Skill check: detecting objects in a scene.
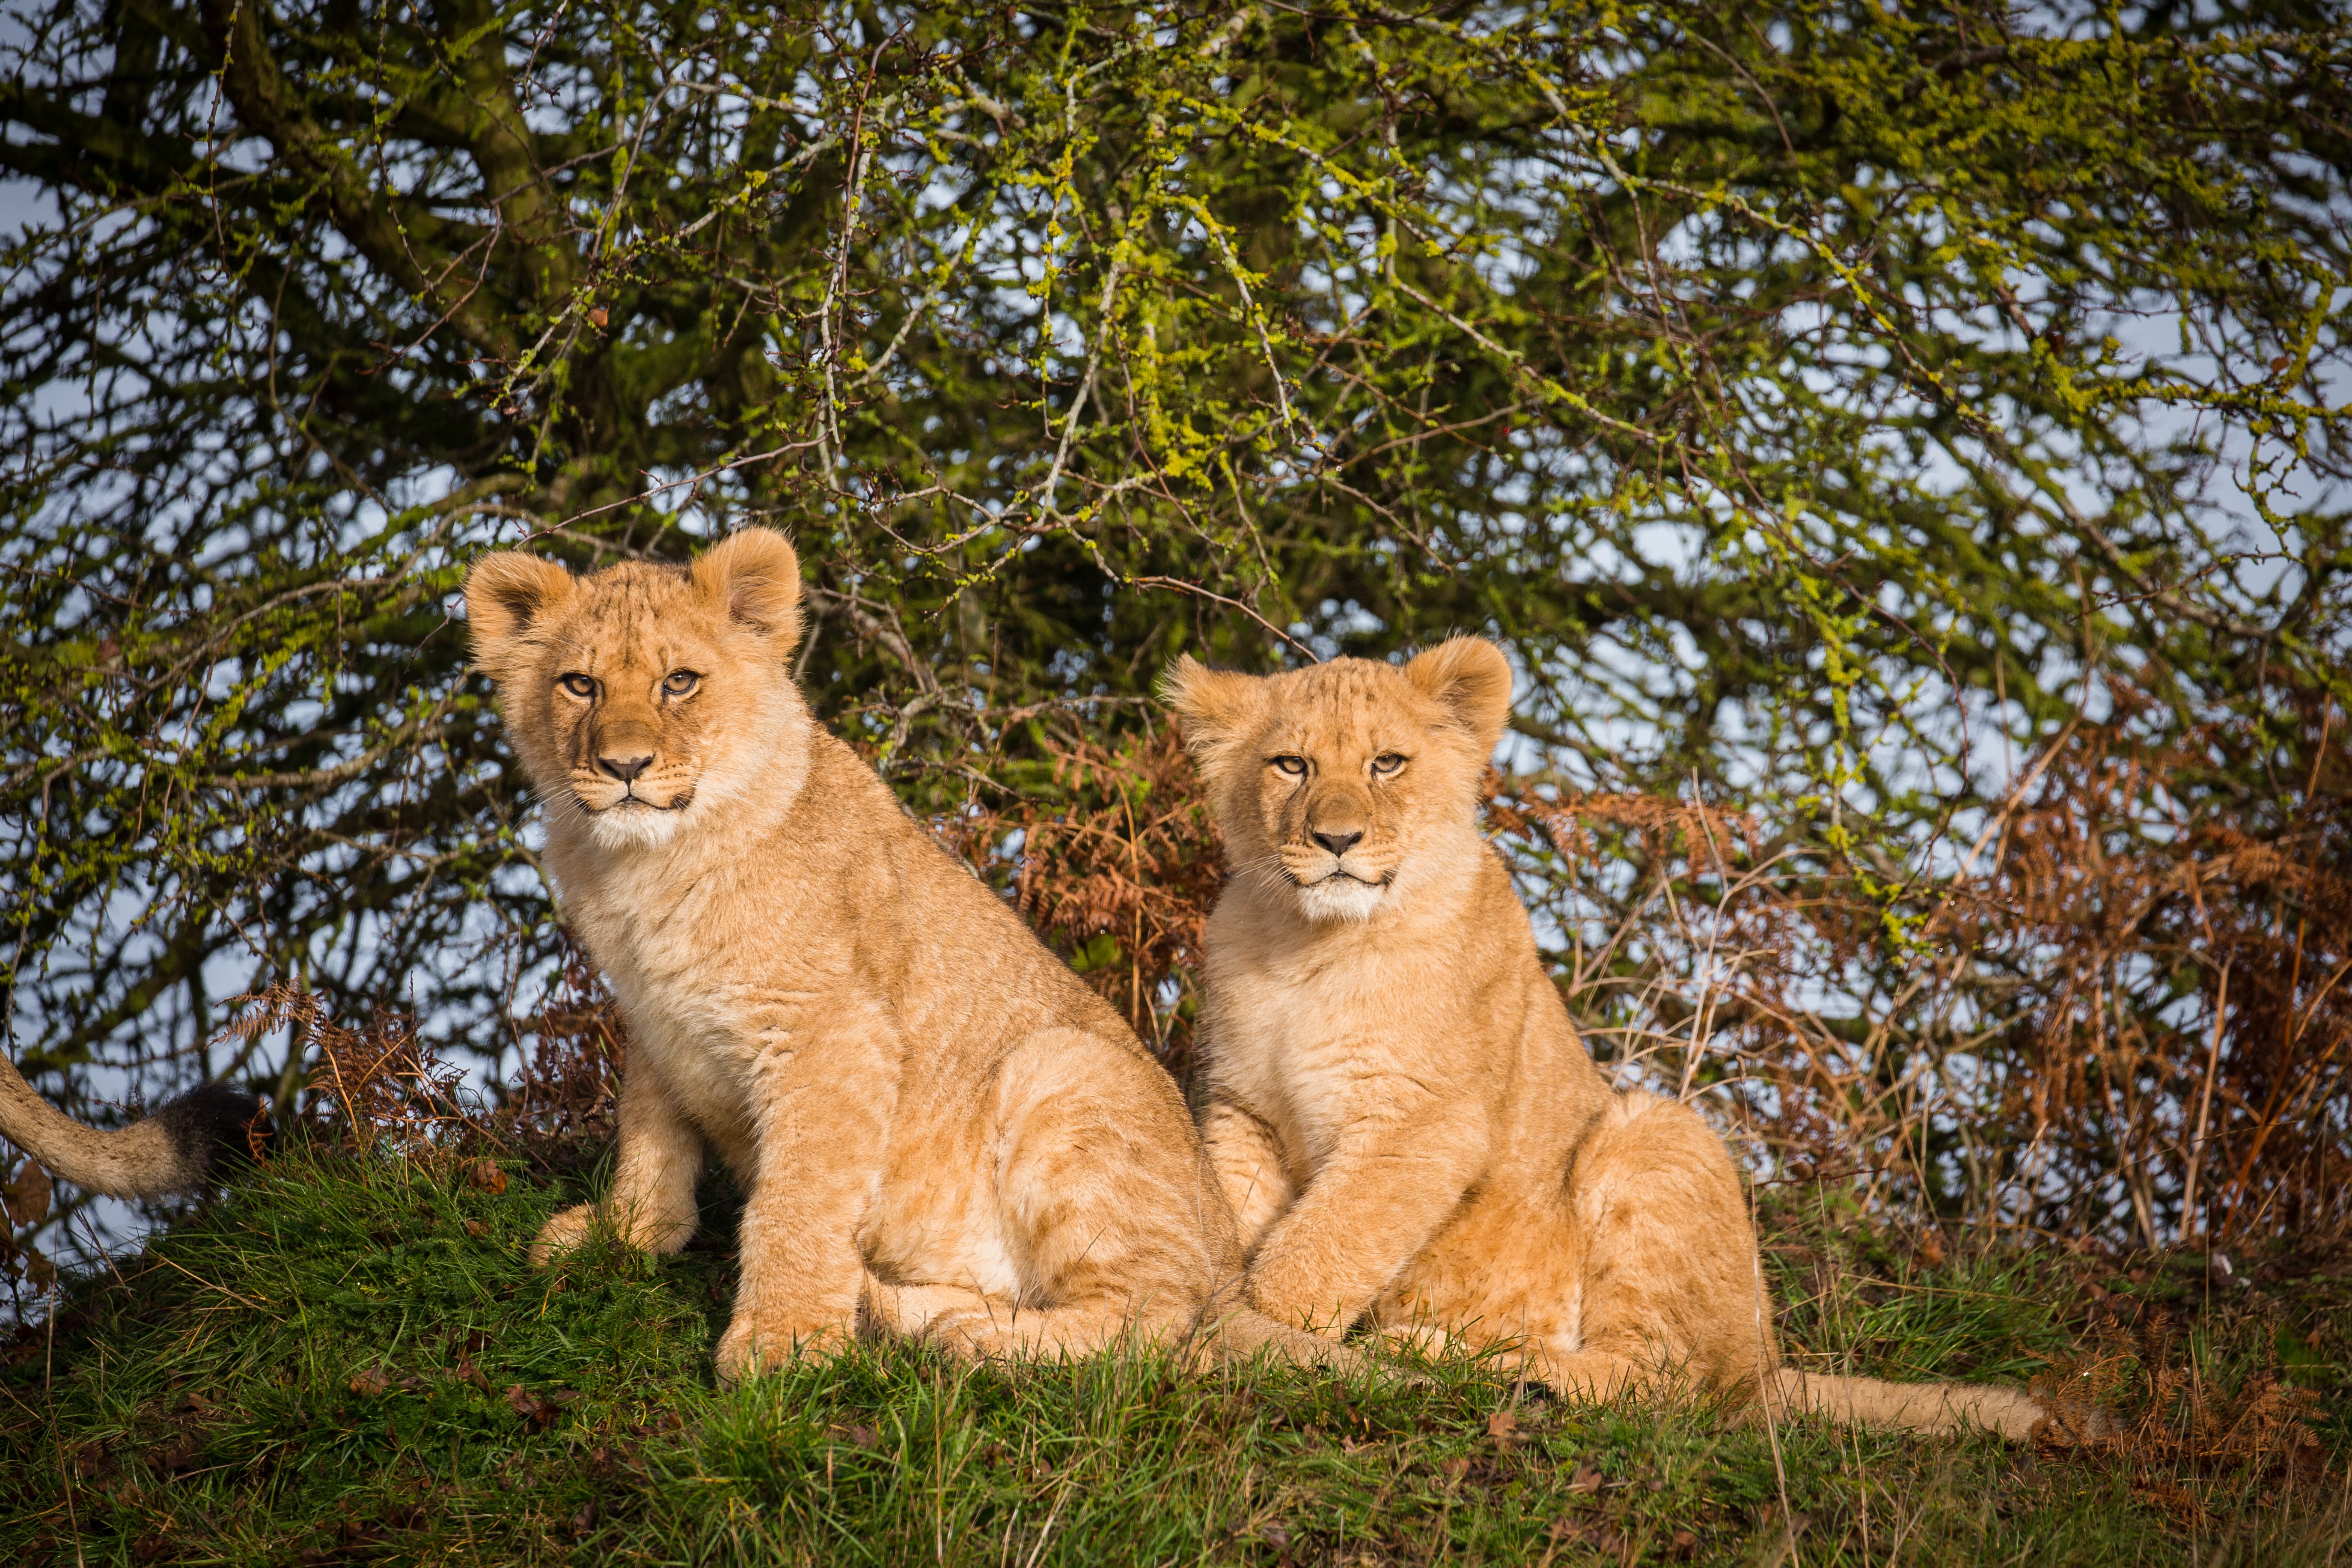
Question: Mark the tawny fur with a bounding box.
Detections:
[0,1069,262,1199]
[463,528,1353,1382]
[1168,640,2076,1440]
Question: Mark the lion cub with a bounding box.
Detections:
[1169,639,2059,1437]
[464,528,1341,1380]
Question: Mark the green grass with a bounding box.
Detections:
[3,1147,2346,1566]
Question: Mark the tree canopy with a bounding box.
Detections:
[1,1,2346,1244]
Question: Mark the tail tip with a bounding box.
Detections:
[152,1083,271,1184]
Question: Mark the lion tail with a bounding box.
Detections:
[0,1053,265,1199]
[1767,1369,2102,1442]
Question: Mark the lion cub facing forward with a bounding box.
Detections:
[465,528,1338,1380]
[1170,640,2055,1437]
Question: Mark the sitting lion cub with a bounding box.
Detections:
[464,527,1343,1380]
[1169,638,2062,1437]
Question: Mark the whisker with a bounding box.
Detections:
[1234,851,1303,897]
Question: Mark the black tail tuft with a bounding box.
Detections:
[150,1083,272,1183]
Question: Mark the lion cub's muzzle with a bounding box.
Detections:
[1276,836,1399,890]
[573,721,697,814]
[1279,830,1401,922]
[571,771,698,815]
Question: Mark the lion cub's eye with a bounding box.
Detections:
[1371,752,1406,777]
[558,673,598,700]
[1270,755,1308,778]
[662,670,701,698]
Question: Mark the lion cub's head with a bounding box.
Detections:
[1166,639,1513,923]
[463,528,807,852]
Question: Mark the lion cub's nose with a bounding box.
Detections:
[1312,828,1363,857]
[598,751,655,783]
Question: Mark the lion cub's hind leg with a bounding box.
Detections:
[1552,1095,2073,1440]
[529,1068,705,1266]
[867,1027,1240,1365]
[1541,1091,1773,1404]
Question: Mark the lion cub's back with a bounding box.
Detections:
[808,732,1150,1061]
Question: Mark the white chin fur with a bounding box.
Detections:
[1296,877,1388,923]
[583,800,691,851]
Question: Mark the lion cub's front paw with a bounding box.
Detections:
[713,1313,854,1385]
[527,1202,601,1267]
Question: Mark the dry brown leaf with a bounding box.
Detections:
[3,1160,52,1227]
[504,1384,554,1426]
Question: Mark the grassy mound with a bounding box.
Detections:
[3,1148,2345,1565]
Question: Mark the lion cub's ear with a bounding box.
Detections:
[464,551,578,681]
[1162,655,1264,777]
[1405,637,1515,753]
[692,527,803,645]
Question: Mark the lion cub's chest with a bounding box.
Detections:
[558,850,809,1162]
[1208,940,1426,1174]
